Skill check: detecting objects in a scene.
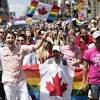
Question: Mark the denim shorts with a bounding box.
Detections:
[90,84,100,100]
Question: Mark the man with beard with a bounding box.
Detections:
[76,27,93,55]
[83,31,100,100]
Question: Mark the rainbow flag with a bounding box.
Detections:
[23,65,88,100]
[23,64,40,100]
[22,54,88,100]
[27,1,60,23]
[22,53,73,100]
[71,67,88,100]
[27,1,38,17]
[47,5,60,23]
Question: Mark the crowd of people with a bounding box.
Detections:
[0,15,100,100]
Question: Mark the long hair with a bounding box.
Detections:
[36,41,52,63]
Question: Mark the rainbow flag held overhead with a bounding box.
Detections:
[27,1,60,23]
[27,1,38,17]
[47,5,60,23]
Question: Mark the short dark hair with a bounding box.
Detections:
[17,34,26,41]
[4,30,16,40]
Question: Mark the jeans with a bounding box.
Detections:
[4,80,31,100]
[91,84,100,100]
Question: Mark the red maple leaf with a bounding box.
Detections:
[38,7,48,15]
[46,73,67,97]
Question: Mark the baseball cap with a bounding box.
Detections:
[52,45,61,52]
[93,31,100,39]
[65,1,70,5]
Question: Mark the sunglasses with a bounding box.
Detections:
[0,32,4,33]
[17,40,24,42]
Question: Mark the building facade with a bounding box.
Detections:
[89,0,100,18]
[96,0,100,17]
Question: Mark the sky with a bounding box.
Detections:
[8,0,31,18]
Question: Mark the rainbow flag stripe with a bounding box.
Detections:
[71,68,88,100]
[23,64,40,100]
[47,5,60,23]
[27,1,38,17]
[27,2,60,23]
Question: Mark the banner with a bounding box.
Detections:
[22,53,72,100]
[27,1,60,23]
[22,53,88,100]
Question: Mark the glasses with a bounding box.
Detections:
[17,40,24,42]
[0,32,4,33]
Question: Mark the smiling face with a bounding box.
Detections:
[5,33,16,47]
[80,28,87,36]
[25,30,33,45]
[16,36,25,45]
[67,36,76,49]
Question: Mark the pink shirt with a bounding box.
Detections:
[83,47,100,84]
[61,45,81,67]
[0,45,34,85]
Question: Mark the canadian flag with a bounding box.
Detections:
[33,2,53,21]
[39,59,73,100]
[27,1,60,22]
[22,53,85,100]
